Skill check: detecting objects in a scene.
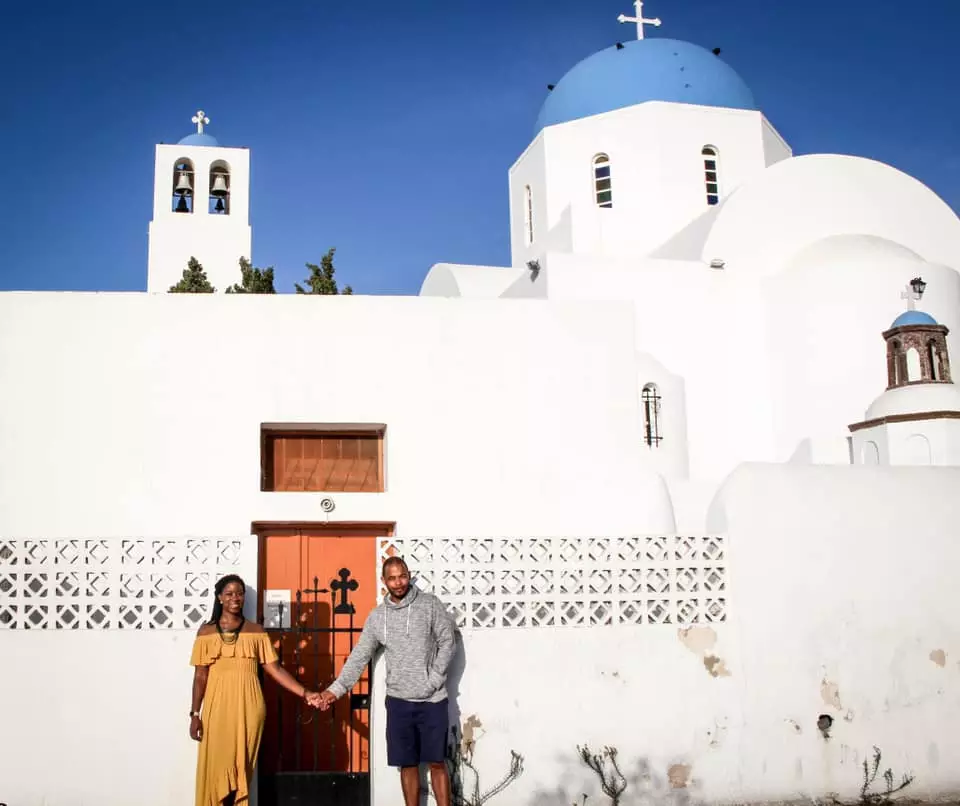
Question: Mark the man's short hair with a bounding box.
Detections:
[381,556,409,577]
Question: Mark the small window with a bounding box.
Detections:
[928,340,941,381]
[641,383,662,447]
[262,428,384,492]
[593,153,613,208]
[524,185,534,246]
[701,146,720,206]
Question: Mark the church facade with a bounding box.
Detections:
[2,6,960,806]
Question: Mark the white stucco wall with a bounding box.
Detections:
[366,463,960,806]
[0,292,675,538]
[508,102,782,264]
[701,463,960,802]
[0,290,683,806]
[852,418,960,466]
[147,143,253,293]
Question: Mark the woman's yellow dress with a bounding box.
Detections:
[190,630,279,806]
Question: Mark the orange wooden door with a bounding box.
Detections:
[258,526,385,776]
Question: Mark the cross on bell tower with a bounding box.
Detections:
[191,110,209,134]
[617,0,662,40]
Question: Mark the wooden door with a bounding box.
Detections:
[257,525,388,778]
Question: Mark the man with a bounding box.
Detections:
[319,556,456,806]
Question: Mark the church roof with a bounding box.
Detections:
[178,133,220,147]
[865,382,960,421]
[536,38,756,133]
[890,310,938,328]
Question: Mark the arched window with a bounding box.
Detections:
[524,185,534,246]
[862,441,880,465]
[208,160,231,215]
[593,153,612,208]
[906,347,921,382]
[701,146,720,206]
[928,340,941,381]
[172,158,195,213]
[641,383,662,447]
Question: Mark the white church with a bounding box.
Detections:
[3,4,960,805]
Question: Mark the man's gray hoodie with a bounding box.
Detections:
[327,585,456,703]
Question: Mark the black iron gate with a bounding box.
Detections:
[261,567,372,806]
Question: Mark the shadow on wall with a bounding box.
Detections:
[530,752,698,806]
[414,630,469,805]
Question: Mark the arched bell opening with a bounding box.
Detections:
[171,158,195,213]
[208,160,231,215]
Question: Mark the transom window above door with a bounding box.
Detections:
[261,426,385,492]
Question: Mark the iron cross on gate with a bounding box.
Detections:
[331,567,358,614]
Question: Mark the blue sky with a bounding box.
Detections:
[1,0,957,295]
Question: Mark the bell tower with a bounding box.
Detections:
[146,111,252,292]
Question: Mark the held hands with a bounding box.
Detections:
[318,690,337,711]
[303,689,336,710]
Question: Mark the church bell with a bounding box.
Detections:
[210,174,228,197]
[174,170,193,195]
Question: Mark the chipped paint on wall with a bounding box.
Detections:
[667,763,692,789]
[821,678,842,710]
[678,625,717,655]
[679,626,732,677]
[930,649,946,667]
[704,654,731,677]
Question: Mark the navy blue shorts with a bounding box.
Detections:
[385,696,449,767]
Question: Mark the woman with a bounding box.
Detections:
[189,574,321,806]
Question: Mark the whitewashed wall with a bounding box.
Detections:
[370,465,960,806]
[0,290,675,806]
[0,292,674,538]
[508,102,781,264]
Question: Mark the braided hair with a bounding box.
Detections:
[208,574,246,625]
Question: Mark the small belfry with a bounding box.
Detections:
[848,279,960,467]
[617,0,662,40]
[146,110,252,292]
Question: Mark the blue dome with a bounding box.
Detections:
[178,133,220,147]
[890,310,938,328]
[536,38,756,132]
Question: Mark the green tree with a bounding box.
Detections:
[226,257,276,294]
[295,247,353,295]
[168,257,215,293]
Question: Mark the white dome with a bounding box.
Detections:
[865,383,960,421]
[700,154,960,277]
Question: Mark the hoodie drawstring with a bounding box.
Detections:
[383,600,414,642]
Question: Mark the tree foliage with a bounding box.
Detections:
[295,248,353,295]
[226,257,276,294]
[168,257,215,293]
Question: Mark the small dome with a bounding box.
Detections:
[178,133,220,147]
[865,383,960,421]
[536,38,756,133]
[890,310,938,328]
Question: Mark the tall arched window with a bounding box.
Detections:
[171,158,195,213]
[641,383,662,447]
[208,160,231,215]
[593,153,612,208]
[928,340,942,381]
[906,347,921,382]
[701,146,720,206]
[524,185,534,246]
